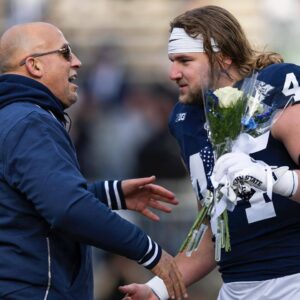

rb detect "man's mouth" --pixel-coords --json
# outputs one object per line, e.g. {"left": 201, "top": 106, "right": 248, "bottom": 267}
{"left": 177, "top": 80, "right": 188, "bottom": 88}
{"left": 179, "top": 84, "right": 188, "bottom": 92}
{"left": 68, "top": 74, "right": 77, "bottom": 83}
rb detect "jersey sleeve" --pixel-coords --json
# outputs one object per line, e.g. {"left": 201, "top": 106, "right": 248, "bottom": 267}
{"left": 257, "top": 63, "right": 300, "bottom": 109}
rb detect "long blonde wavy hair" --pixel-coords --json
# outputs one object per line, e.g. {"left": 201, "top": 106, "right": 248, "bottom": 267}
{"left": 170, "top": 6, "right": 283, "bottom": 80}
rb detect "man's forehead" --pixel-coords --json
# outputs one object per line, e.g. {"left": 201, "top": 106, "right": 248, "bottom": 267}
{"left": 168, "top": 52, "right": 203, "bottom": 61}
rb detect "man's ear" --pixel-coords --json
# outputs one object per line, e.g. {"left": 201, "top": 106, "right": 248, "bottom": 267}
{"left": 219, "top": 54, "right": 232, "bottom": 69}
{"left": 24, "top": 58, "right": 43, "bottom": 78}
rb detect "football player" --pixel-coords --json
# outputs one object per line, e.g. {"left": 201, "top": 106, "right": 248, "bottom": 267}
{"left": 119, "top": 5, "right": 300, "bottom": 300}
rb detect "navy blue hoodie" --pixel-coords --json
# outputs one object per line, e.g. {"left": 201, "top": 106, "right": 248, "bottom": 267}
{"left": 0, "top": 74, "right": 161, "bottom": 299}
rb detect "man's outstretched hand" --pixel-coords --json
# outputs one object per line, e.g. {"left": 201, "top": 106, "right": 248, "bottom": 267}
{"left": 122, "top": 176, "right": 179, "bottom": 221}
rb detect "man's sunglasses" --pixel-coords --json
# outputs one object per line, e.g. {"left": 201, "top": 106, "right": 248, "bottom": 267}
{"left": 19, "top": 44, "right": 72, "bottom": 66}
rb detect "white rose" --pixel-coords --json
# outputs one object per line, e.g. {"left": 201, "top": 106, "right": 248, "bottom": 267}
{"left": 214, "top": 86, "right": 244, "bottom": 108}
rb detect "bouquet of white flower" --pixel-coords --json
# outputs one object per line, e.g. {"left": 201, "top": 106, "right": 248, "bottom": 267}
{"left": 179, "top": 73, "right": 282, "bottom": 260}
{"left": 179, "top": 85, "right": 248, "bottom": 259}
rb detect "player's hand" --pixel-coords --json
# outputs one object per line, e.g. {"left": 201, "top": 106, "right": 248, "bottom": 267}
{"left": 122, "top": 176, "right": 179, "bottom": 221}
{"left": 119, "top": 283, "right": 158, "bottom": 300}
{"left": 213, "top": 152, "right": 297, "bottom": 197}
{"left": 119, "top": 251, "right": 188, "bottom": 300}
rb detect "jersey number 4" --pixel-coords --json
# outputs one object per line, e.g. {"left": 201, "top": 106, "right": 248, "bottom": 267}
{"left": 282, "top": 72, "right": 300, "bottom": 101}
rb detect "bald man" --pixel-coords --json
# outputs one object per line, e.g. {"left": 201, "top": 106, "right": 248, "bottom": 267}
{"left": 0, "top": 23, "right": 187, "bottom": 300}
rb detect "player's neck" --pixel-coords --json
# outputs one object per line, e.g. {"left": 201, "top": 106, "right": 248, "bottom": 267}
{"left": 215, "top": 65, "right": 242, "bottom": 88}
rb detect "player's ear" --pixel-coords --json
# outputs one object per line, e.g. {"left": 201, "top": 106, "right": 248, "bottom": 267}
{"left": 218, "top": 53, "right": 232, "bottom": 69}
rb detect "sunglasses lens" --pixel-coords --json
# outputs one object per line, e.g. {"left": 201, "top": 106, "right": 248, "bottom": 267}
{"left": 61, "top": 45, "right": 72, "bottom": 61}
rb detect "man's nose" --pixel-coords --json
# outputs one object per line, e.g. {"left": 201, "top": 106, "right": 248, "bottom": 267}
{"left": 71, "top": 53, "right": 82, "bottom": 68}
{"left": 169, "top": 63, "right": 182, "bottom": 81}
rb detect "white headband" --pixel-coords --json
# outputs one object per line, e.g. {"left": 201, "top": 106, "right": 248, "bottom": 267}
{"left": 168, "top": 27, "right": 220, "bottom": 54}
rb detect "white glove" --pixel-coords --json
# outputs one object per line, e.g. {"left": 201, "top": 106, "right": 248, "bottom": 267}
{"left": 213, "top": 152, "right": 298, "bottom": 198}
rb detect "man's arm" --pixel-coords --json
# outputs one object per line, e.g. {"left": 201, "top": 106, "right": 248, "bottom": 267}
{"left": 213, "top": 105, "right": 300, "bottom": 202}
{"left": 272, "top": 104, "right": 300, "bottom": 201}
{"left": 2, "top": 112, "right": 187, "bottom": 299}
{"left": 88, "top": 176, "right": 179, "bottom": 221}
{"left": 119, "top": 225, "right": 217, "bottom": 300}
{"left": 176, "top": 225, "right": 216, "bottom": 285}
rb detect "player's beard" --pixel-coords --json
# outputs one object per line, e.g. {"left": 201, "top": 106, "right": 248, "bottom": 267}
{"left": 179, "top": 85, "right": 204, "bottom": 106}
{"left": 189, "top": 88, "right": 204, "bottom": 106}
{"left": 183, "top": 69, "right": 214, "bottom": 106}
{"left": 177, "top": 66, "right": 213, "bottom": 106}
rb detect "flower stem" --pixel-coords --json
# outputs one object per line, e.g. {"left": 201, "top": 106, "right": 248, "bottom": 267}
{"left": 222, "top": 210, "right": 231, "bottom": 252}
{"left": 179, "top": 205, "right": 210, "bottom": 253}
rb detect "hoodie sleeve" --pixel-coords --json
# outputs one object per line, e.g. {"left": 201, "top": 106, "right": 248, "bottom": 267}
{"left": 88, "top": 180, "right": 127, "bottom": 210}
{"left": 2, "top": 111, "right": 161, "bottom": 269}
